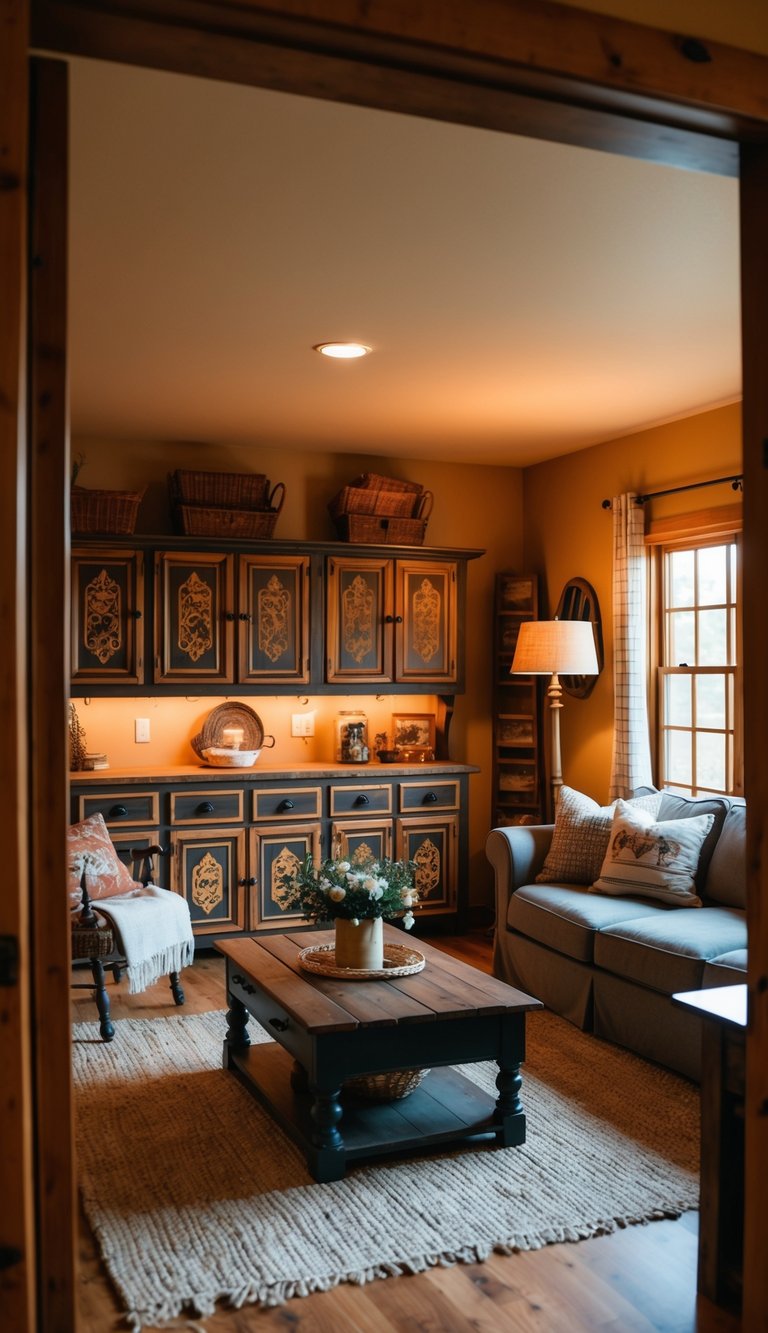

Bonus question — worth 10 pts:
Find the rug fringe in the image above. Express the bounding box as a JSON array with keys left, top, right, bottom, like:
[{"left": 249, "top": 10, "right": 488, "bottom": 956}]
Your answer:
[{"left": 126, "top": 1207, "right": 696, "bottom": 1332}]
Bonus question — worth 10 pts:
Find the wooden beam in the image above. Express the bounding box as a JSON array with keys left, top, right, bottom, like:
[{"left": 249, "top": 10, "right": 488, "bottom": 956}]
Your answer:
[
  {"left": 740, "top": 136, "right": 768, "bottom": 1333},
  {"left": 27, "top": 53, "right": 77, "bottom": 1331},
  {"left": 0, "top": 1, "right": 35, "bottom": 1328},
  {"left": 31, "top": 0, "right": 768, "bottom": 173}
]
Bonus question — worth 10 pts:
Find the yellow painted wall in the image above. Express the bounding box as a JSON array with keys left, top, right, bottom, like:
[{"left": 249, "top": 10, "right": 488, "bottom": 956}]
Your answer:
[
  {"left": 522, "top": 401, "right": 742, "bottom": 802},
  {"left": 72, "top": 436, "right": 525, "bottom": 907}
]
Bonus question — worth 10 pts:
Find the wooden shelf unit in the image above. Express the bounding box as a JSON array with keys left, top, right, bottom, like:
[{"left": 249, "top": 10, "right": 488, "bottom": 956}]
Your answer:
[{"left": 491, "top": 572, "right": 545, "bottom": 827}]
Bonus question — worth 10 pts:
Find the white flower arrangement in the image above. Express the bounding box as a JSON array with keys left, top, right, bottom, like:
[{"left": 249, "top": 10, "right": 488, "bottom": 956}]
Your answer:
[{"left": 276, "top": 853, "right": 418, "bottom": 930}]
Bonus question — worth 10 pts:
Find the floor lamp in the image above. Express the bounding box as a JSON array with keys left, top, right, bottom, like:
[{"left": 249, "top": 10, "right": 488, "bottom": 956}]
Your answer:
[{"left": 511, "top": 619, "right": 599, "bottom": 810}]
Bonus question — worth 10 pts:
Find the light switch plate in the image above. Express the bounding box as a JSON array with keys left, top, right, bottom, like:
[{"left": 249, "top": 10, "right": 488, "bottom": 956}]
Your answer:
[{"left": 135, "top": 717, "right": 151, "bottom": 743}]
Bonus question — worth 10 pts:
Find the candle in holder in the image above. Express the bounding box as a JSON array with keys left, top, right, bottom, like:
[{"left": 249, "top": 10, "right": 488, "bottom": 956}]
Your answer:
[{"left": 221, "top": 726, "right": 244, "bottom": 750}]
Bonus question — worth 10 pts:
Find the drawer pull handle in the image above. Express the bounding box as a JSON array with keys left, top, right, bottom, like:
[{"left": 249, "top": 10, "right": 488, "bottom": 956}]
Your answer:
[
  {"left": 353, "top": 793, "right": 370, "bottom": 807},
  {"left": 276, "top": 799, "right": 295, "bottom": 813},
  {"left": 423, "top": 791, "right": 439, "bottom": 804},
  {"left": 269, "top": 1016, "right": 289, "bottom": 1033},
  {"left": 197, "top": 801, "right": 215, "bottom": 814},
  {"left": 109, "top": 804, "right": 127, "bottom": 818},
  {"left": 231, "top": 973, "right": 256, "bottom": 995}
]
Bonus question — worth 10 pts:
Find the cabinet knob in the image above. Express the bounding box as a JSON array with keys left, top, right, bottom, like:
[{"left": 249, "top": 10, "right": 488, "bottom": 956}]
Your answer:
[
  {"left": 384, "top": 614, "right": 394, "bottom": 623},
  {"left": 395, "top": 615, "right": 403, "bottom": 624},
  {"left": 353, "top": 793, "right": 370, "bottom": 807},
  {"left": 197, "top": 801, "right": 215, "bottom": 815},
  {"left": 238, "top": 612, "right": 253, "bottom": 623},
  {"left": 238, "top": 876, "right": 257, "bottom": 888},
  {"left": 224, "top": 612, "right": 236, "bottom": 622},
  {"left": 128, "top": 609, "right": 142, "bottom": 620},
  {"left": 109, "top": 804, "right": 127, "bottom": 818},
  {"left": 276, "top": 799, "right": 295, "bottom": 813},
  {"left": 423, "top": 791, "right": 439, "bottom": 804}
]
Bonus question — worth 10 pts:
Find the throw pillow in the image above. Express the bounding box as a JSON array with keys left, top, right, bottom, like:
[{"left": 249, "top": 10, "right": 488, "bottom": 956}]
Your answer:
[
  {"left": 590, "top": 802, "right": 715, "bottom": 907},
  {"left": 67, "top": 812, "right": 138, "bottom": 909},
  {"left": 535, "top": 786, "right": 663, "bottom": 886}
]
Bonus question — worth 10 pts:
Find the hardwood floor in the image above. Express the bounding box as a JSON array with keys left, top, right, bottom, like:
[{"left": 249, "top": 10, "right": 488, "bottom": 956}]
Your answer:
[{"left": 71, "top": 935, "right": 739, "bottom": 1333}]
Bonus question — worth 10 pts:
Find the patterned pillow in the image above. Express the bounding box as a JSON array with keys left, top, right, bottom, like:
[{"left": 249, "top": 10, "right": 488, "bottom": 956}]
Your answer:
[
  {"left": 67, "top": 812, "right": 138, "bottom": 908},
  {"left": 535, "top": 786, "right": 663, "bottom": 886},
  {"left": 590, "top": 801, "right": 715, "bottom": 907}
]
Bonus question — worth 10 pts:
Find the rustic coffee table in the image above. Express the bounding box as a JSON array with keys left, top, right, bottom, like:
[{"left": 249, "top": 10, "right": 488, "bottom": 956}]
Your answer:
[{"left": 216, "top": 925, "right": 542, "bottom": 1182}]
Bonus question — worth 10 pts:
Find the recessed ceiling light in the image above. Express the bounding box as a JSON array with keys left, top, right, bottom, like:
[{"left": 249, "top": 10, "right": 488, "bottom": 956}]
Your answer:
[{"left": 313, "top": 342, "right": 372, "bottom": 359}]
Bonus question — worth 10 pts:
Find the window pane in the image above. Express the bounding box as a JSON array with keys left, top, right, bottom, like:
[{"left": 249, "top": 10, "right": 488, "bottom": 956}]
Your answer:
[
  {"left": 696, "top": 674, "right": 725, "bottom": 729},
  {"left": 698, "top": 609, "right": 727, "bottom": 665},
  {"left": 668, "top": 550, "right": 694, "bottom": 607},
  {"left": 666, "top": 730, "right": 692, "bottom": 787},
  {"left": 668, "top": 611, "right": 695, "bottom": 666},
  {"left": 665, "top": 674, "right": 691, "bottom": 726},
  {"left": 697, "top": 732, "right": 726, "bottom": 792},
  {"left": 697, "top": 545, "right": 727, "bottom": 606}
]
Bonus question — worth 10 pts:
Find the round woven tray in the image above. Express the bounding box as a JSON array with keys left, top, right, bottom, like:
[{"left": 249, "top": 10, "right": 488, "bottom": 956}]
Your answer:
[
  {"left": 297, "top": 941, "right": 425, "bottom": 980},
  {"left": 197, "top": 702, "right": 265, "bottom": 754}
]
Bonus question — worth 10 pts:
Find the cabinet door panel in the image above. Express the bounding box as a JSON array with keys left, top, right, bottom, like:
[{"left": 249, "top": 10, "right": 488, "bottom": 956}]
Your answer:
[
  {"left": 239, "top": 555, "right": 310, "bottom": 683},
  {"left": 249, "top": 823, "right": 322, "bottom": 930},
  {"left": 396, "top": 814, "right": 458, "bottom": 916},
  {"left": 331, "top": 819, "right": 393, "bottom": 864},
  {"left": 172, "top": 827, "right": 246, "bottom": 934},
  {"left": 326, "top": 556, "right": 393, "bottom": 684},
  {"left": 71, "top": 549, "right": 144, "bottom": 683},
  {"left": 396, "top": 561, "right": 458, "bottom": 685},
  {"left": 155, "top": 551, "right": 234, "bottom": 683}
]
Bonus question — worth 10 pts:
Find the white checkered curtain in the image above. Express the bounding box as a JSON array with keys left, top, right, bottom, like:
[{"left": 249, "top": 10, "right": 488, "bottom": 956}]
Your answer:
[{"left": 609, "top": 493, "right": 654, "bottom": 799}]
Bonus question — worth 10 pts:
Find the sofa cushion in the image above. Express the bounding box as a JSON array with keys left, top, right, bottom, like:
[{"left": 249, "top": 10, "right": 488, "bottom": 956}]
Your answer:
[
  {"left": 595, "top": 907, "right": 747, "bottom": 996},
  {"left": 508, "top": 882, "right": 664, "bottom": 964},
  {"left": 702, "top": 948, "right": 748, "bottom": 986},
  {"left": 591, "top": 804, "right": 713, "bottom": 907},
  {"left": 535, "top": 786, "right": 663, "bottom": 886},
  {"left": 704, "top": 799, "right": 746, "bottom": 908},
  {"left": 67, "top": 812, "right": 139, "bottom": 909},
  {"left": 656, "top": 791, "right": 730, "bottom": 888}
]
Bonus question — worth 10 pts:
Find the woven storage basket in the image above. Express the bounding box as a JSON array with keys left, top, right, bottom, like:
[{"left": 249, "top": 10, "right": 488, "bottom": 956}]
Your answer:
[
  {"left": 172, "top": 482, "right": 285, "bottom": 538},
  {"left": 71, "top": 486, "right": 146, "bottom": 535},
  {"left": 71, "top": 919, "right": 115, "bottom": 958},
  {"left": 332, "top": 513, "right": 428, "bottom": 545},
  {"left": 169, "top": 469, "right": 271, "bottom": 508},
  {"left": 328, "top": 484, "right": 424, "bottom": 519},
  {"left": 350, "top": 473, "right": 423, "bottom": 493},
  {"left": 343, "top": 1067, "right": 430, "bottom": 1101}
]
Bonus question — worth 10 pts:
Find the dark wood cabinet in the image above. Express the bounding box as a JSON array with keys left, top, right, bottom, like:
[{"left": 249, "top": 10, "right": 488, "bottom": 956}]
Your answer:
[
  {"left": 70, "top": 762, "right": 476, "bottom": 942},
  {"left": 326, "top": 555, "right": 458, "bottom": 686},
  {"left": 71, "top": 536, "right": 480, "bottom": 697},
  {"left": 70, "top": 548, "right": 145, "bottom": 684}
]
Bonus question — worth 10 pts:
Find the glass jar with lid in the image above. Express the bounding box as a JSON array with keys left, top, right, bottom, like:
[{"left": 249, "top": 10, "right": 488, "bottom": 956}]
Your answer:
[{"left": 335, "top": 710, "right": 369, "bottom": 764}]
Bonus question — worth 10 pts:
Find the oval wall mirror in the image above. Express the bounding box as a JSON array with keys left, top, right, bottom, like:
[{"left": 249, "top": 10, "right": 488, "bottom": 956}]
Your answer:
[{"left": 554, "top": 577, "right": 603, "bottom": 699}]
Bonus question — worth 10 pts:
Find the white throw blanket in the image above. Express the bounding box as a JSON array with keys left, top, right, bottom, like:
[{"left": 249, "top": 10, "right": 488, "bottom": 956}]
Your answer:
[{"left": 96, "top": 885, "right": 195, "bottom": 994}]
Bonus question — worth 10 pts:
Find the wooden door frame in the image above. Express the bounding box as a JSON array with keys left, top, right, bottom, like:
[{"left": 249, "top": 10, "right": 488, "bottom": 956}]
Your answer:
[{"left": 5, "top": 1, "right": 768, "bottom": 1327}]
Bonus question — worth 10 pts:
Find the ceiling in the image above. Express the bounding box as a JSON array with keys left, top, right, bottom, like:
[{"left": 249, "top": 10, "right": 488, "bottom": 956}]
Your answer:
[{"left": 68, "top": 57, "right": 741, "bottom": 469}]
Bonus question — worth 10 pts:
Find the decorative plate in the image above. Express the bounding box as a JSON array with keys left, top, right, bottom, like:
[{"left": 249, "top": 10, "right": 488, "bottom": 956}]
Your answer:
[
  {"left": 297, "top": 941, "right": 426, "bottom": 980},
  {"left": 198, "top": 702, "right": 266, "bottom": 754}
]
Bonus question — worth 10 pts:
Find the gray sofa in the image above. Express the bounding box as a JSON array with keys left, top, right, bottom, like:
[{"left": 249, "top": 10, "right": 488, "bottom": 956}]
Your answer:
[{"left": 486, "top": 791, "right": 747, "bottom": 1080}]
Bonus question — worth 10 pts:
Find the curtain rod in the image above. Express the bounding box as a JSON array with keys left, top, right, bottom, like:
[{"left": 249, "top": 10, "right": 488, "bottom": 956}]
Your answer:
[{"left": 601, "top": 474, "right": 743, "bottom": 510}]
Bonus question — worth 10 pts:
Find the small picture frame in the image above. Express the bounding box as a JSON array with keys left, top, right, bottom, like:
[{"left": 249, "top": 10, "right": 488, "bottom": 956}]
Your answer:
[{"left": 392, "top": 712, "right": 436, "bottom": 757}]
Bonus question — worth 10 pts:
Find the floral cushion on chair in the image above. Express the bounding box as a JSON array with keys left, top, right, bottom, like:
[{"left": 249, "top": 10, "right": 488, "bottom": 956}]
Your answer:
[{"left": 67, "top": 812, "right": 139, "bottom": 908}]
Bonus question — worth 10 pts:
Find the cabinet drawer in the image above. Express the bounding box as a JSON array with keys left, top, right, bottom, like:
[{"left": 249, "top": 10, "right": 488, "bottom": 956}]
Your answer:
[
  {"left": 77, "top": 791, "right": 159, "bottom": 827},
  {"left": 329, "top": 783, "right": 393, "bottom": 817},
  {"left": 170, "top": 789, "right": 243, "bottom": 824},
  {"left": 399, "top": 780, "right": 460, "bottom": 812},
  {"left": 252, "top": 786, "right": 322, "bottom": 821}
]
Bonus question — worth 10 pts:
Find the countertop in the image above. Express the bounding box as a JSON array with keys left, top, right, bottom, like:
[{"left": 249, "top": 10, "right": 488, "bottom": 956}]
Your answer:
[{"left": 70, "top": 760, "right": 480, "bottom": 784}]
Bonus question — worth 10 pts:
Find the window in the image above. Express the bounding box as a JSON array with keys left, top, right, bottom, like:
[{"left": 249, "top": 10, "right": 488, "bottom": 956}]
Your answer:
[{"left": 655, "top": 534, "right": 742, "bottom": 796}]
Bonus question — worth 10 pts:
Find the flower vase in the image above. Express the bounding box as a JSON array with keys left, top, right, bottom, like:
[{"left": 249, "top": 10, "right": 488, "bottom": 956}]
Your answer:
[{"left": 334, "top": 916, "right": 384, "bottom": 971}]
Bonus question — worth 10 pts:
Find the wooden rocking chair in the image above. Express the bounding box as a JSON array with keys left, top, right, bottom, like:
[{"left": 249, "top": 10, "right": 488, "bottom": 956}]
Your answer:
[{"left": 71, "top": 845, "right": 185, "bottom": 1042}]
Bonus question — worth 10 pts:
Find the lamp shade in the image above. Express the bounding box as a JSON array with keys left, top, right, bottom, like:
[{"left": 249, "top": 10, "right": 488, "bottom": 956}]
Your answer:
[{"left": 511, "top": 619, "right": 599, "bottom": 677}]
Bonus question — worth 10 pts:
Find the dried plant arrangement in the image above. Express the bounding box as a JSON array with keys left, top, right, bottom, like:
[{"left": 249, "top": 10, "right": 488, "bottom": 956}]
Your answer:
[{"left": 69, "top": 702, "right": 88, "bottom": 771}]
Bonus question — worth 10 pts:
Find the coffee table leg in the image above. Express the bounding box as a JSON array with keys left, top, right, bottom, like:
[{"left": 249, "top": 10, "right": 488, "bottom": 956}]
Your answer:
[
  {"left": 308, "top": 1084, "right": 345, "bottom": 1182},
  {"left": 494, "top": 1062, "right": 526, "bottom": 1147},
  {"left": 223, "top": 995, "right": 251, "bottom": 1069}
]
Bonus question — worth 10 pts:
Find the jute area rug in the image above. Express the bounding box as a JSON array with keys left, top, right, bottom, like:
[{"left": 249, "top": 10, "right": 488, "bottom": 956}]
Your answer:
[{"left": 71, "top": 1008, "right": 699, "bottom": 1331}]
